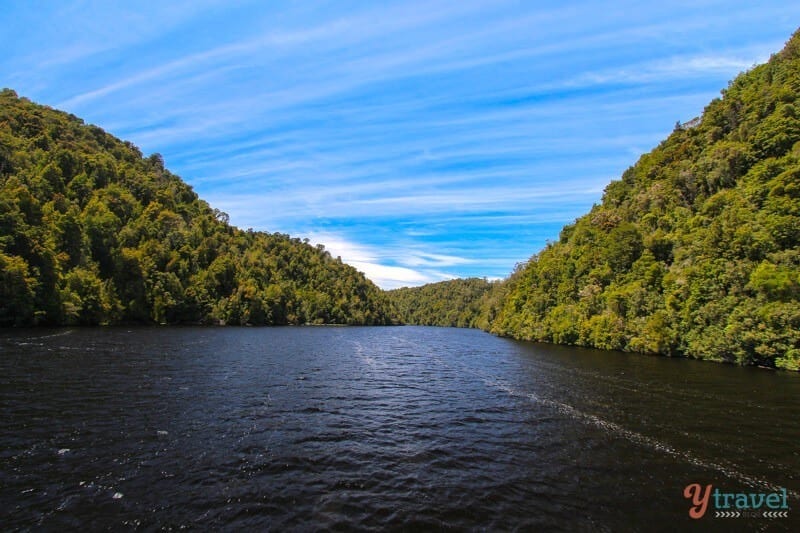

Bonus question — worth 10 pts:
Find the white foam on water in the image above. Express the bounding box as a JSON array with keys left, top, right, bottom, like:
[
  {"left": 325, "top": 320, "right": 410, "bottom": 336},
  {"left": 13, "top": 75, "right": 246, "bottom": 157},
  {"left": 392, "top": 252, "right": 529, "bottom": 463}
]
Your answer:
[
  {"left": 351, "top": 340, "right": 376, "bottom": 368},
  {"left": 486, "top": 377, "right": 799, "bottom": 500},
  {"left": 27, "top": 330, "right": 75, "bottom": 341}
]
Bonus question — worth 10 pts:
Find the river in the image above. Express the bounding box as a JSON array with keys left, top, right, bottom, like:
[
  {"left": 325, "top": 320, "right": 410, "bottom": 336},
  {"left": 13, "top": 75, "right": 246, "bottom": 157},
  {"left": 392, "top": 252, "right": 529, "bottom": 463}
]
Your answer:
[{"left": 1, "top": 326, "right": 798, "bottom": 530}]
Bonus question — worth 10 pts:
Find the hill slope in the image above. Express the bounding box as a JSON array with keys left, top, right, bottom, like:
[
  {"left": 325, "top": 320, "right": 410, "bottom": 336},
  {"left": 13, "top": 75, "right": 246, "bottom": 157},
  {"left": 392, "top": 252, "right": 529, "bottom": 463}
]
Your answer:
[
  {"left": 491, "top": 30, "right": 800, "bottom": 370},
  {"left": 386, "top": 277, "right": 498, "bottom": 328},
  {"left": 0, "top": 89, "right": 392, "bottom": 326}
]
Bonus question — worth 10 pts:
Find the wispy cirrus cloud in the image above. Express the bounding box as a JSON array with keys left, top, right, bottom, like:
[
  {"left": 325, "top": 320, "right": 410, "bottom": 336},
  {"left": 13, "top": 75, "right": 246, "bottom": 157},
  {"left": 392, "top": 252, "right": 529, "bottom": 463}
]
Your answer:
[
  {"left": 2, "top": 1, "right": 798, "bottom": 287},
  {"left": 306, "top": 233, "right": 460, "bottom": 290}
]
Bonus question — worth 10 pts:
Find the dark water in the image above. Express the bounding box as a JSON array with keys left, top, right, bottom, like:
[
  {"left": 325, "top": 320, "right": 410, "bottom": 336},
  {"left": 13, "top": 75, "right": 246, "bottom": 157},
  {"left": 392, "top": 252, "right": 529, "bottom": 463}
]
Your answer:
[{"left": 1, "top": 326, "right": 798, "bottom": 531}]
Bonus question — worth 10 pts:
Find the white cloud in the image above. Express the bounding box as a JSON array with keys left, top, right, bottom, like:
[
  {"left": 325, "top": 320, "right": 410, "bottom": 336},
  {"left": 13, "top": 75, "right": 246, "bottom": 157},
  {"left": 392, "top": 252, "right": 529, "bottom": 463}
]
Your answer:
[
  {"left": 401, "top": 252, "right": 473, "bottom": 268},
  {"left": 306, "top": 232, "right": 459, "bottom": 289},
  {"left": 6, "top": 1, "right": 799, "bottom": 286},
  {"left": 552, "top": 48, "right": 775, "bottom": 91},
  {"left": 350, "top": 261, "right": 445, "bottom": 290}
]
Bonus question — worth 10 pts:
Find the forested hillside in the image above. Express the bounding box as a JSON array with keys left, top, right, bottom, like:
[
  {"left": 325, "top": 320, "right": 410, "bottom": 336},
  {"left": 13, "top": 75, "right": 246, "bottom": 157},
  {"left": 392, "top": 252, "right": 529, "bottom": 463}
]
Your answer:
[
  {"left": 392, "top": 31, "right": 800, "bottom": 370},
  {"left": 0, "top": 89, "right": 392, "bottom": 326},
  {"left": 491, "top": 30, "right": 800, "bottom": 370},
  {"left": 387, "top": 278, "right": 498, "bottom": 328},
  {"left": 3, "top": 28, "right": 799, "bottom": 370}
]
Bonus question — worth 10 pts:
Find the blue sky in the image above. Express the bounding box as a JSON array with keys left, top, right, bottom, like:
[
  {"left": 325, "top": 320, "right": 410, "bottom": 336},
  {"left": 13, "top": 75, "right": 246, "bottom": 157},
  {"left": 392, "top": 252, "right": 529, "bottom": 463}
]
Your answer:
[{"left": 2, "top": 1, "right": 799, "bottom": 288}]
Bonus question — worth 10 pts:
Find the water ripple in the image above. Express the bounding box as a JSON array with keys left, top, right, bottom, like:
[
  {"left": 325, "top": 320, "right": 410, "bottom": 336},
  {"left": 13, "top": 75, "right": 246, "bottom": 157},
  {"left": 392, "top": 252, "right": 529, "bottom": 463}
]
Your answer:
[{"left": 1, "top": 326, "right": 798, "bottom": 530}]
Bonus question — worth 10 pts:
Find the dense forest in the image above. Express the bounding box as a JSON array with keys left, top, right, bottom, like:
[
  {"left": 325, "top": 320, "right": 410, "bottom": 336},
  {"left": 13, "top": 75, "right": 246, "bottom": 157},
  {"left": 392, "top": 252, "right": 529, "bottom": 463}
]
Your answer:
[
  {"left": 0, "top": 89, "right": 393, "bottom": 326},
  {"left": 396, "top": 30, "right": 800, "bottom": 370},
  {"left": 2, "top": 30, "right": 799, "bottom": 370},
  {"left": 386, "top": 278, "right": 497, "bottom": 328}
]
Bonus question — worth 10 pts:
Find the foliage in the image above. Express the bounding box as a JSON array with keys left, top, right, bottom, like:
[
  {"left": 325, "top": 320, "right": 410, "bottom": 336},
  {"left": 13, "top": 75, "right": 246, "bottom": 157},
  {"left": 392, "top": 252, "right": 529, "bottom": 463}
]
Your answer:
[
  {"left": 391, "top": 30, "right": 800, "bottom": 370},
  {"left": 386, "top": 278, "right": 499, "bottom": 328},
  {"left": 3, "top": 29, "right": 800, "bottom": 371},
  {"left": 0, "top": 89, "right": 392, "bottom": 326},
  {"left": 489, "top": 29, "right": 800, "bottom": 370}
]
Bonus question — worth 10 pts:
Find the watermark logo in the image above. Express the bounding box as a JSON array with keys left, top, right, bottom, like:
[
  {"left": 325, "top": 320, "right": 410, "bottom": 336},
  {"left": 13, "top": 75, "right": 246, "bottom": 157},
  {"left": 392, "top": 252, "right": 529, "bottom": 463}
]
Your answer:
[{"left": 683, "top": 483, "right": 790, "bottom": 519}]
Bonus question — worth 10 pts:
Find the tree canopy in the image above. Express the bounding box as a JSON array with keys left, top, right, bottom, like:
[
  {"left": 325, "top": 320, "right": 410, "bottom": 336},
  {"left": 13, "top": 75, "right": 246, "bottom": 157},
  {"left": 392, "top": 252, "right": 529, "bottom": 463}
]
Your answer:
[
  {"left": 0, "top": 89, "right": 392, "bottom": 326},
  {"left": 3, "top": 28, "right": 800, "bottom": 370},
  {"left": 394, "top": 29, "right": 800, "bottom": 370},
  {"left": 386, "top": 277, "right": 498, "bottom": 328}
]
